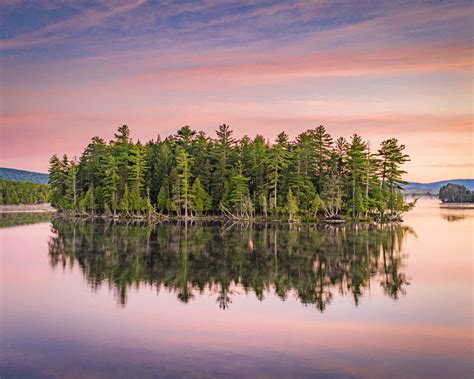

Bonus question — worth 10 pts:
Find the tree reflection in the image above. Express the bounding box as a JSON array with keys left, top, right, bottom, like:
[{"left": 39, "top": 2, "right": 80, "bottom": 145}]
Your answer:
[
  {"left": 48, "top": 220, "right": 414, "bottom": 310},
  {"left": 0, "top": 212, "right": 51, "bottom": 229}
]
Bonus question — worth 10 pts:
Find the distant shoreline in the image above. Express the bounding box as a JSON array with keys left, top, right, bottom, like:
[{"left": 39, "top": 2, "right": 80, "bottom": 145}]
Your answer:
[
  {"left": 0, "top": 203, "right": 56, "bottom": 213},
  {"left": 439, "top": 203, "right": 474, "bottom": 209}
]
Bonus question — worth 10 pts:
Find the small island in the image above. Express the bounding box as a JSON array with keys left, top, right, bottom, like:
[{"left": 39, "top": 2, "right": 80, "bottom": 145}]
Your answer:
[
  {"left": 439, "top": 183, "right": 474, "bottom": 205},
  {"left": 47, "top": 124, "right": 414, "bottom": 223}
]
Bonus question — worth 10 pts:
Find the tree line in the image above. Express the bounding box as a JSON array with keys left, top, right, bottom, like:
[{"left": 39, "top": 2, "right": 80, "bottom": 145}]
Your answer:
[
  {"left": 0, "top": 179, "right": 51, "bottom": 205},
  {"left": 49, "top": 124, "right": 413, "bottom": 221},
  {"left": 439, "top": 183, "right": 474, "bottom": 203}
]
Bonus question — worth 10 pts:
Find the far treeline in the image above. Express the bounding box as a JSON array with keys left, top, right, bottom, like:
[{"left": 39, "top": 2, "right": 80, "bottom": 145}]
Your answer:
[
  {"left": 439, "top": 183, "right": 474, "bottom": 203},
  {"left": 49, "top": 124, "right": 414, "bottom": 222},
  {"left": 0, "top": 179, "right": 51, "bottom": 205}
]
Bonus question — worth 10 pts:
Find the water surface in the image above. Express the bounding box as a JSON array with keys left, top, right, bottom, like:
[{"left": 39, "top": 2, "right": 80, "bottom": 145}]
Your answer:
[{"left": 1, "top": 198, "right": 472, "bottom": 378}]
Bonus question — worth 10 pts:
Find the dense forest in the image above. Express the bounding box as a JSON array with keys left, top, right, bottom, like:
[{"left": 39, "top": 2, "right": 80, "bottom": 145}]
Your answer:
[
  {"left": 439, "top": 183, "right": 474, "bottom": 203},
  {"left": 0, "top": 179, "right": 51, "bottom": 205},
  {"left": 49, "top": 124, "right": 414, "bottom": 222},
  {"left": 48, "top": 219, "right": 412, "bottom": 309}
]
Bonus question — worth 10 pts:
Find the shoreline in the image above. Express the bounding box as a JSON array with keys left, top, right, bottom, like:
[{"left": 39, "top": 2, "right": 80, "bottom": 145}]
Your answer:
[
  {"left": 51, "top": 212, "right": 395, "bottom": 225},
  {"left": 0, "top": 205, "right": 406, "bottom": 224},
  {"left": 439, "top": 203, "right": 474, "bottom": 209},
  {"left": 0, "top": 203, "right": 56, "bottom": 213}
]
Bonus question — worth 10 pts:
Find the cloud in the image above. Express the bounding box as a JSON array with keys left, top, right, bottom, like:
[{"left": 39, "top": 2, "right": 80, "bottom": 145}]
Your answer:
[
  {"left": 422, "top": 163, "right": 474, "bottom": 168},
  {"left": 0, "top": 0, "right": 146, "bottom": 50},
  {"left": 1, "top": 0, "right": 472, "bottom": 182}
]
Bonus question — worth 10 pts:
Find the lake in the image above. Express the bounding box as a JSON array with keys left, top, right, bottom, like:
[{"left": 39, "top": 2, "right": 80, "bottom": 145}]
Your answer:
[{"left": 1, "top": 198, "right": 472, "bottom": 378}]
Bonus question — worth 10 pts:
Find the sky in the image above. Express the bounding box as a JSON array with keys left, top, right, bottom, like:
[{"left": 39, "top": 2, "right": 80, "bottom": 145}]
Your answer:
[{"left": 0, "top": 0, "right": 472, "bottom": 181}]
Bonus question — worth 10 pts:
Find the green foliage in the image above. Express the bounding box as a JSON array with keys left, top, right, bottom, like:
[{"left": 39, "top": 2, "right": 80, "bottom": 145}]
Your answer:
[
  {"left": 287, "top": 188, "right": 299, "bottom": 221},
  {"left": 439, "top": 183, "right": 473, "bottom": 203},
  {"left": 176, "top": 147, "right": 193, "bottom": 217},
  {"left": 378, "top": 138, "right": 410, "bottom": 215},
  {"left": 0, "top": 179, "right": 51, "bottom": 205},
  {"left": 103, "top": 155, "right": 119, "bottom": 211},
  {"left": 156, "top": 185, "right": 170, "bottom": 213},
  {"left": 65, "top": 162, "right": 78, "bottom": 209},
  {"left": 79, "top": 184, "right": 96, "bottom": 212},
  {"left": 229, "top": 162, "right": 250, "bottom": 215},
  {"left": 268, "top": 132, "right": 290, "bottom": 210},
  {"left": 191, "top": 178, "right": 211, "bottom": 214},
  {"left": 48, "top": 125, "right": 412, "bottom": 221}
]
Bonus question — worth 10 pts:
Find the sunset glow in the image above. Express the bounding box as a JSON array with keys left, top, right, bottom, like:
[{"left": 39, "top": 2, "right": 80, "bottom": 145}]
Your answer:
[{"left": 1, "top": 0, "right": 472, "bottom": 181}]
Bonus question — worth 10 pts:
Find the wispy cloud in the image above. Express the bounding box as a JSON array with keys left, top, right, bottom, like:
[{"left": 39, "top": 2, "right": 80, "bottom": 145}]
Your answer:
[
  {"left": 0, "top": 0, "right": 146, "bottom": 50},
  {"left": 1, "top": 0, "right": 472, "bottom": 180}
]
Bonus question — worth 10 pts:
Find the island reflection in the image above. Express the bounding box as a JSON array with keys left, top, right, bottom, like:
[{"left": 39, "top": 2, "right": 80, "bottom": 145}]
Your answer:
[{"left": 48, "top": 220, "right": 413, "bottom": 311}]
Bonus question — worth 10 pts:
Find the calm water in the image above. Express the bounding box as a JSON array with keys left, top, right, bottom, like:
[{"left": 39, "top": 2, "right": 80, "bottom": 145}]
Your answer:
[{"left": 1, "top": 198, "right": 472, "bottom": 378}]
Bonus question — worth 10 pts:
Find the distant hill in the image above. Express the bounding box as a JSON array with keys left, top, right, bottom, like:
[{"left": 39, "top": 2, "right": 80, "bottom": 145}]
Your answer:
[
  {"left": 1, "top": 166, "right": 471, "bottom": 195},
  {"left": 404, "top": 179, "right": 474, "bottom": 195},
  {"left": 0, "top": 167, "right": 49, "bottom": 184}
]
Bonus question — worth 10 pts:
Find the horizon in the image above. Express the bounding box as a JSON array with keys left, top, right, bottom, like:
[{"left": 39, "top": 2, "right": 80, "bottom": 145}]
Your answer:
[
  {"left": 1, "top": 1, "right": 473, "bottom": 182},
  {"left": 1, "top": 165, "right": 473, "bottom": 184}
]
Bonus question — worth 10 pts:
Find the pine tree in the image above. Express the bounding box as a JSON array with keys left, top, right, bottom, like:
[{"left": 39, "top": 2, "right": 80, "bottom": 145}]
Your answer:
[
  {"left": 65, "top": 161, "right": 78, "bottom": 209},
  {"left": 259, "top": 191, "right": 268, "bottom": 218},
  {"left": 156, "top": 185, "right": 169, "bottom": 213},
  {"left": 320, "top": 158, "right": 344, "bottom": 218},
  {"left": 268, "top": 132, "right": 290, "bottom": 210},
  {"left": 378, "top": 138, "right": 410, "bottom": 216},
  {"left": 313, "top": 125, "right": 333, "bottom": 192},
  {"left": 211, "top": 124, "right": 235, "bottom": 207},
  {"left": 103, "top": 155, "right": 119, "bottom": 212},
  {"left": 191, "top": 178, "right": 211, "bottom": 215},
  {"left": 230, "top": 162, "right": 249, "bottom": 217},
  {"left": 79, "top": 184, "right": 96, "bottom": 214},
  {"left": 49, "top": 154, "right": 67, "bottom": 207},
  {"left": 48, "top": 125, "right": 411, "bottom": 221},
  {"left": 128, "top": 143, "right": 148, "bottom": 193},
  {"left": 287, "top": 188, "right": 299, "bottom": 221},
  {"left": 118, "top": 185, "right": 130, "bottom": 213},
  {"left": 347, "top": 134, "right": 367, "bottom": 219},
  {"left": 176, "top": 147, "right": 193, "bottom": 218}
]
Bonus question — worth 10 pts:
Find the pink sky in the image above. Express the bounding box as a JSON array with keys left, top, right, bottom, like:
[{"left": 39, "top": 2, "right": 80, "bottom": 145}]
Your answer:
[{"left": 0, "top": 1, "right": 472, "bottom": 181}]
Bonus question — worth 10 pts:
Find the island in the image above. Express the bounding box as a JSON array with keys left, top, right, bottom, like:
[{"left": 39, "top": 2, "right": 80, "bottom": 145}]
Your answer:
[
  {"left": 439, "top": 183, "right": 474, "bottom": 204},
  {"left": 46, "top": 124, "right": 414, "bottom": 223}
]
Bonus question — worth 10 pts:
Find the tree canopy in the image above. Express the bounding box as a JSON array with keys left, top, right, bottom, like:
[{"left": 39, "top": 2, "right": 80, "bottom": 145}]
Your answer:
[
  {"left": 439, "top": 183, "right": 473, "bottom": 203},
  {"left": 49, "top": 124, "right": 413, "bottom": 221},
  {"left": 0, "top": 179, "right": 50, "bottom": 205}
]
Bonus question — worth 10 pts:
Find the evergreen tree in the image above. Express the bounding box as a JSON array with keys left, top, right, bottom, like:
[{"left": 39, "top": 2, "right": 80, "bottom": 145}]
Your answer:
[
  {"left": 79, "top": 184, "right": 96, "bottom": 214},
  {"left": 378, "top": 138, "right": 410, "bottom": 216},
  {"left": 176, "top": 147, "right": 193, "bottom": 218},
  {"left": 48, "top": 124, "right": 413, "bottom": 221},
  {"left": 313, "top": 125, "right": 333, "bottom": 192},
  {"left": 0, "top": 180, "right": 50, "bottom": 205},
  {"left": 211, "top": 124, "right": 235, "bottom": 207},
  {"left": 156, "top": 185, "right": 170, "bottom": 213},
  {"left": 320, "top": 157, "right": 344, "bottom": 218},
  {"left": 103, "top": 155, "right": 119, "bottom": 212},
  {"left": 191, "top": 178, "right": 211, "bottom": 215},
  {"left": 347, "top": 134, "right": 367, "bottom": 220},
  {"left": 229, "top": 162, "right": 249, "bottom": 216},
  {"left": 287, "top": 188, "right": 299, "bottom": 221},
  {"left": 128, "top": 143, "right": 148, "bottom": 193},
  {"left": 65, "top": 161, "right": 78, "bottom": 209},
  {"left": 268, "top": 132, "right": 290, "bottom": 210}
]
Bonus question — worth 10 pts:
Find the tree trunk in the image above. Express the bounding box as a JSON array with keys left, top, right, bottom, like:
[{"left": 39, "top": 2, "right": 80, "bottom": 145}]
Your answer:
[{"left": 274, "top": 166, "right": 278, "bottom": 209}]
